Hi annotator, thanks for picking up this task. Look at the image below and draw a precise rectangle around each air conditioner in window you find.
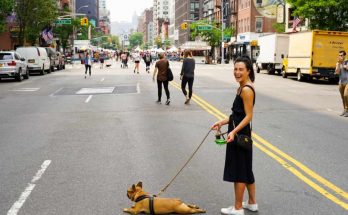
[255,28,262,33]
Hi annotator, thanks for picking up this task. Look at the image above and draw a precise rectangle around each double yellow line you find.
[170,81,348,210]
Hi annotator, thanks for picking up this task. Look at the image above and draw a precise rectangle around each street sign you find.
[55,19,71,25]
[90,19,96,27]
[224,36,230,40]
[197,25,212,31]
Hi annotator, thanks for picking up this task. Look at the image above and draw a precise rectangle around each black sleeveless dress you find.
[223,85,255,184]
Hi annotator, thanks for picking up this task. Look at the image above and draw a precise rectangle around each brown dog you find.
[123,182,206,214]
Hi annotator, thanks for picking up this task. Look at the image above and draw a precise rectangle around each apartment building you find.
[99,0,111,34]
[175,0,203,46]
[138,8,154,44]
[153,0,170,43]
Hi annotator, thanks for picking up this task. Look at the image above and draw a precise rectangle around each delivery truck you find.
[256,33,289,75]
[282,30,348,82]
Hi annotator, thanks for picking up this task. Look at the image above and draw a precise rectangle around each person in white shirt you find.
[133,51,141,74]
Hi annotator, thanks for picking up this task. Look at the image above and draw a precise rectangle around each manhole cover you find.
[76,87,115,95]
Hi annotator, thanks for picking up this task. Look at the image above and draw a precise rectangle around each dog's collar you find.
[134,195,150,203]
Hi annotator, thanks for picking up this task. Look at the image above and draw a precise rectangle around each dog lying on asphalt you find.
[123,182,206,214]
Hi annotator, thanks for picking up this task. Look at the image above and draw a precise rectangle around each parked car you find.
[16,47,50,75]
[45,47,59,71]
[57,52,65,70]
[0,51,29,81]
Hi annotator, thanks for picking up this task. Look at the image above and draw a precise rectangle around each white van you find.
[16,47,51,75]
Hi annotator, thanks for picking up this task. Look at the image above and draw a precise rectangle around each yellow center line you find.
[170,80,348,210]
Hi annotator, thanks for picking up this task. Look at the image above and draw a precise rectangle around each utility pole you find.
[221,0,225,64]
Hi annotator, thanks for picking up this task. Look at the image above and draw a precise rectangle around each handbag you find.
[167,61,173,81]
[232,120,253,151]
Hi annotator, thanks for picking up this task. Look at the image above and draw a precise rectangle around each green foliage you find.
[190,19,234,47]
[0,0,14,33]
[54,18,81,50]
[15,0,58,45]
[155,36,162,48]
[273,23,285,33]
[129,32,144,49]
[287,0,348,31]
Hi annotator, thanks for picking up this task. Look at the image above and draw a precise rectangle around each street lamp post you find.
[221,1,224,64]
[221,1,229,64]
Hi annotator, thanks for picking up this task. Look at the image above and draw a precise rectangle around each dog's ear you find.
[136,181,143,188]
[132,184,136,191]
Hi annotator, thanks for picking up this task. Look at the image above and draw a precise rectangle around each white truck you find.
[256,33,289,75]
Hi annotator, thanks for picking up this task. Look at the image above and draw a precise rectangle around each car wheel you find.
[297,69,304,82]
[24,67,29,79]
[40,65,45,75]
[282,67,287,78]
[16,68,23,82]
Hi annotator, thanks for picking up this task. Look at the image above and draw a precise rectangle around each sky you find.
[107,0,153,22]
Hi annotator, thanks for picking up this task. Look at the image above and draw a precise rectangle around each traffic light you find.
[181,22,188,30]
[80,17,89,26]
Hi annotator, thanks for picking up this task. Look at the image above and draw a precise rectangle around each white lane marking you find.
[85,95,93,103]
[326,108,333,112]
[10,88,40,92]
[137,83,140,93]
[50,88,63,97]
[101,78,105,82]
[7,160,51,215]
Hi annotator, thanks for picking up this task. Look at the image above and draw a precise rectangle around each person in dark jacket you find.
[180,50,195,104]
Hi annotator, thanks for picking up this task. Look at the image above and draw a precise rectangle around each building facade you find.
[99,0,111,34]
[153,0,170,44]
[175,0,203,46]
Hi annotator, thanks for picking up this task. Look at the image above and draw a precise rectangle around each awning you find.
[180,41,211,51]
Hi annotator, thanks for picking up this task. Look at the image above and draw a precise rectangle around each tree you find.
[287,0,348,31]
[190,19,234,59]
[0,0,14,33]
[129,32,143,49]
[273,23,285,33]
[54,18,81,52]
[190,20,233,47]
[15,0,58,45]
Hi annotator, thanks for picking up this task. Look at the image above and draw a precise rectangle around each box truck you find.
[256,33,289,75]
[282,30,348,82]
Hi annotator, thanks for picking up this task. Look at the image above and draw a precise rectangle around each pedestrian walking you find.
[153,53,170,105]
[133,51,141,74]
[180,50,195,104]
[211,56,257,215]
[121,52,128,68]
[335,50,348,117]
[84,52,92,79]
[100,51,105,69]
[143,52,152,73]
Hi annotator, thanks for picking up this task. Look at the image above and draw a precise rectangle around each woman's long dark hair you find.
[234,56,255,82]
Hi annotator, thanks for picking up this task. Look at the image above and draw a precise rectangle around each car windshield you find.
[0,53,13,60]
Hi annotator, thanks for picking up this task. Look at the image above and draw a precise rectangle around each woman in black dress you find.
[212,56,257,215]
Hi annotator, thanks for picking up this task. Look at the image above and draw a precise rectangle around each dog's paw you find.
[123,208,129,212]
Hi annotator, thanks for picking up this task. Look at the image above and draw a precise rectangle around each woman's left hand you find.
[227,130,236,143]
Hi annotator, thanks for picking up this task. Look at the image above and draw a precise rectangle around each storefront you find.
[229,32,260,63]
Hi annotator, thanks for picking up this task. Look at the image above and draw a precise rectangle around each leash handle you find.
[157,129,212,196]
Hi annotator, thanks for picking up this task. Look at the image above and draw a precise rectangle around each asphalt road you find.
[0,60,347,215]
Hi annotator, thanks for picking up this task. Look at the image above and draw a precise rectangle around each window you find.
[255,17,263,32]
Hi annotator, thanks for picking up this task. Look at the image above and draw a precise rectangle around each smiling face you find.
[234,62,250,83]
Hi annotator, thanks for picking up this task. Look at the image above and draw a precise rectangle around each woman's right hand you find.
[211,121,222,131]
